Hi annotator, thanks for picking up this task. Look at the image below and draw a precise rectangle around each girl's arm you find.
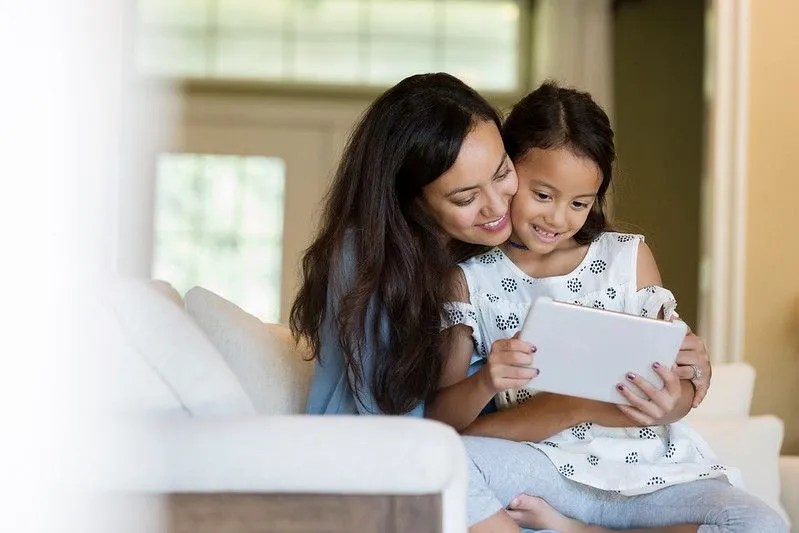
[425,269,536,430]
[460,382,694,442]
[424,324,502,429]
[461,241,695,441]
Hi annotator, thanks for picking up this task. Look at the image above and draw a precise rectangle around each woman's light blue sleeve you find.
[305,233,423,417]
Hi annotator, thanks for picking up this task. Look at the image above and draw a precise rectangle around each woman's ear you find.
[415,194,431,216]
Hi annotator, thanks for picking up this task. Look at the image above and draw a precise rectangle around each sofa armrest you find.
[781,455,799,531]
[131,415,468,533]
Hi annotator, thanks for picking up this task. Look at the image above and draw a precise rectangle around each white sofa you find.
[105,278,798,532]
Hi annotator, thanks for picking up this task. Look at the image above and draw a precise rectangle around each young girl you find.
[428,82,787,533]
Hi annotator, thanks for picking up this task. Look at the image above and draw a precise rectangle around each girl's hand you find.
[480,333,538,393]
[615,362,682,426]
[673,330,712,408]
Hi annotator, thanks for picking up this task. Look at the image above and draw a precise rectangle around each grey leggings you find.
[465,436,788,532]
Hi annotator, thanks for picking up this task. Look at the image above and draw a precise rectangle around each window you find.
[136,0,525,92]
[152,154,285,322]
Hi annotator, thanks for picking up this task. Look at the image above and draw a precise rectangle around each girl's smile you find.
[509,147,602,255]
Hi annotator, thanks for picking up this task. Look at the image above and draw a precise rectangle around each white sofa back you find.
[106,277,256,416]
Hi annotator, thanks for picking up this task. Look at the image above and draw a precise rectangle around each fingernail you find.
[511,499,520,507]
[652,362,661,369]
[626,372,636,381]
[616,383,625,391]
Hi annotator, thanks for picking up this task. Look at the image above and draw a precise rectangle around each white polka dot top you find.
[443,232,741,495]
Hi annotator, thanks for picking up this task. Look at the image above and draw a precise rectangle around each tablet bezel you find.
[518,297,688,405]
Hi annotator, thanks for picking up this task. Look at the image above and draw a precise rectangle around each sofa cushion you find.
[147,279,184,307]
[107,278,256,416]
[684,362,756,421]
[184,287,313,415]
[687,415,789,524]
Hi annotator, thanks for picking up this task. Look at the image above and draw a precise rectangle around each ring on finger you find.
[690,363,703,381]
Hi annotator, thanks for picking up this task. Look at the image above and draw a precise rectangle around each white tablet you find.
[518,297,688,405]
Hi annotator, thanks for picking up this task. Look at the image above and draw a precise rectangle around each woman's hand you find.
[615,362,687,426]
[480,334,538,394]
[672,330,712,408]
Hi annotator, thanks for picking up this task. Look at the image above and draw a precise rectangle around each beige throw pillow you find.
[184,287,313,415]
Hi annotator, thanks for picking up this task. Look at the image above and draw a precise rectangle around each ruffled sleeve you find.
[441,300,485,363]
[634,285,678,320]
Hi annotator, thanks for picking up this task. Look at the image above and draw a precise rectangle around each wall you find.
[612,0,705,327]
[744,0,799,453]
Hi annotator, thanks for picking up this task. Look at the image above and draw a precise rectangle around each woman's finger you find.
[672,364,696,380]
[691,378,710,408]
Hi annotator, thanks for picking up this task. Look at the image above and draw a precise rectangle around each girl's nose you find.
[546,203,567,228]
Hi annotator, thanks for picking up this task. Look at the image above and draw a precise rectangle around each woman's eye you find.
[493,168,512,181]
[572,201,589,209]
[534,192,551,201]
[453,196,476,207]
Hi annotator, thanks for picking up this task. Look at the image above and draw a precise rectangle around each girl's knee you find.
[713,501,788,533]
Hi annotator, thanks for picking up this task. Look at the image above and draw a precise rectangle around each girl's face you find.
[510,147,602,254]
[421,120,518,246]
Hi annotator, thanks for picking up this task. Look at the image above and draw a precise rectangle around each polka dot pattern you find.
[567,278,582,293]
[454,232,719,494]
[501,278,518,292]
[639,427,658,439]
[589,259,607,274]
[558,464,575,477]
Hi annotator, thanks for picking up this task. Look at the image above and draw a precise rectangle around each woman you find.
[290,73,712,530]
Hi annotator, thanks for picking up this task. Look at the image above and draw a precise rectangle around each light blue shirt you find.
[305,233,424,417]
[305,232,495,417]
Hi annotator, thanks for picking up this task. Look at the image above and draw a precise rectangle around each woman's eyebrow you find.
[446,153,508,197]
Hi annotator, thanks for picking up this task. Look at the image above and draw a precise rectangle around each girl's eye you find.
[572,201,589,209]
[534,191,551,201]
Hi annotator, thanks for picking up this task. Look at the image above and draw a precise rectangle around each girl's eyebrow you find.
[531,179,597,199]
[446,153,509,197]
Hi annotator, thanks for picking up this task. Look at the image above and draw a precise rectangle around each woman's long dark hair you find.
[503,81,615,244]
[290,73,502,414]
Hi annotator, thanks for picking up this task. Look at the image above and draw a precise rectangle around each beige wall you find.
[612,0,705,328]
[744,0,799,454]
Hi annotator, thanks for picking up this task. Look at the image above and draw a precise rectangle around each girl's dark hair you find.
[503,81,615,244]
[290,73,502,414]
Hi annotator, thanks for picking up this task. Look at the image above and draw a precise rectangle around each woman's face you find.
[420,120,518,246]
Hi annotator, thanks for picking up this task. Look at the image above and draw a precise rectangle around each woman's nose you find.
[482,187,507,218]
